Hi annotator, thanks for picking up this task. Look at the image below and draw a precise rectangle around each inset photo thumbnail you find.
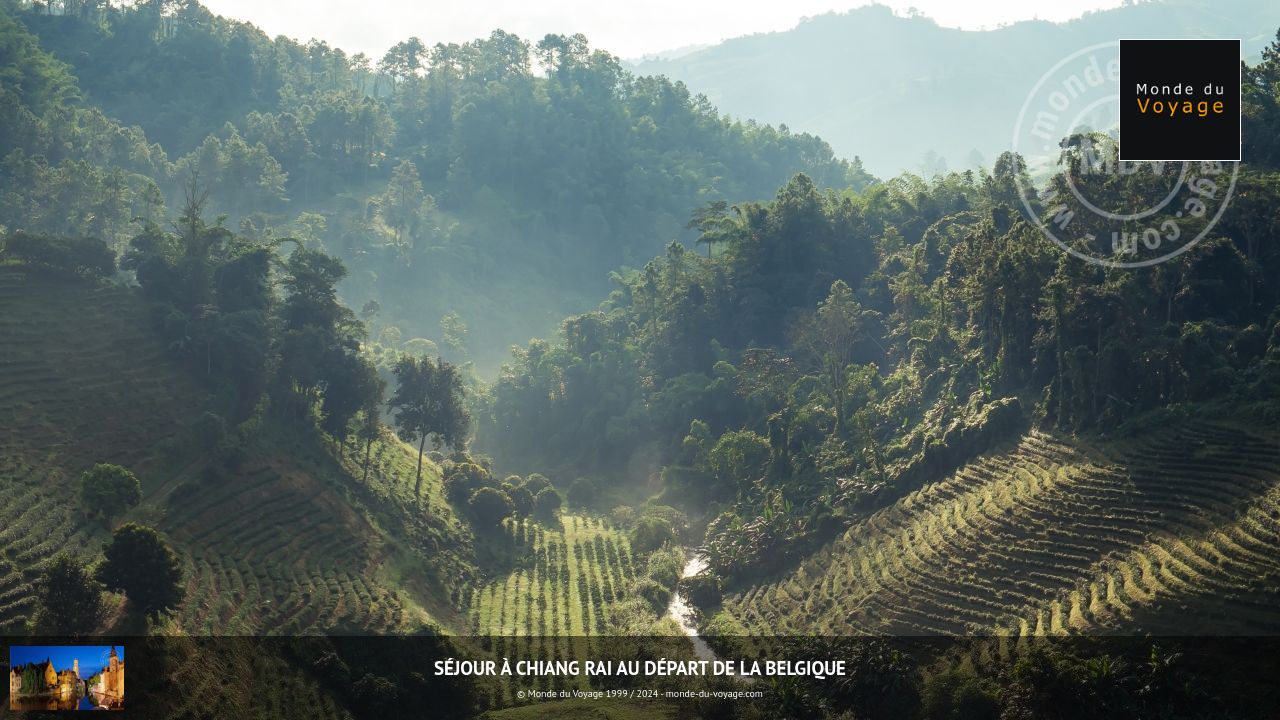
[9,645,124,712]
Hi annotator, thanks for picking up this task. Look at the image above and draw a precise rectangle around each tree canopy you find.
[390,354,470,499]
[35,554,104,636]
[96,522,185,618]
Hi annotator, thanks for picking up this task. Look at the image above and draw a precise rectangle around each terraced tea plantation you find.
[725,423,1280,636]
[0,268,203,631]
[141,637,350,720]
[165,458,411,635]
[462,514,640,705]
[466,514,637,638]
[0,268,432,636]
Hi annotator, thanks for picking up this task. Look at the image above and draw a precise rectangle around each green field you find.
[468,514,636,637]
[459,514,652,707]
[724,424,1280,636]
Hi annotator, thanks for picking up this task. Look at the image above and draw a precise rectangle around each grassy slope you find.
[723,423,1280,636]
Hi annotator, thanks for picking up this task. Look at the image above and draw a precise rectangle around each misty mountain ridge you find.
[632,0,1277,177]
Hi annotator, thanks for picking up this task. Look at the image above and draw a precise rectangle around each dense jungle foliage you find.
[478,31,1280,581]
[0,0,868,368]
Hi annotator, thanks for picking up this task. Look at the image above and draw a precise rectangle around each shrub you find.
[634,578,673,613]
[2,232,115,279]
[213,432,249,472]
[680,572,722,609]
[630,516,675,554]
[352,673,399,715]
[193,411,227,450]
[312,651,351,688]
[468,487,515,527]
[920,670,1001,720]
[892,397,1025,496]
[708,429,771,491]
[534,487,562,516]
[508,485,535,517]
[646,547,685,590]
[523,473,552,495]
[604,596,662,634]
[96,523,184,617]
[445,462,491,503]
[36,554,104,636]
[80,463,142,518]
[568,477,598,507]
[639,504,689,539]
[702,610,750,639]
[611,505,637,528]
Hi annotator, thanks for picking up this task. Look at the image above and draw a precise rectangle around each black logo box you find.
[1119,38,1241,162]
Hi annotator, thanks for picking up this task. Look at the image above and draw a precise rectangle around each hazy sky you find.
[10,645,124,677]
[198,0,1123,61]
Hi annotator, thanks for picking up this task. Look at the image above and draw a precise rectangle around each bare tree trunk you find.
[1092,319,1102,422]
[856,415,885,484]
[414,434,427,499]
[363,437,374,483]
[832,376,845,437]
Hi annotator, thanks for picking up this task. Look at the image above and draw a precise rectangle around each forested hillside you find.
[1,0,866,368]
[4,0,1280,717]
[481,30,1280,598]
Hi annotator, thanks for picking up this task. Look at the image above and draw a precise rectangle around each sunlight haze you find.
[197,0,1123,60]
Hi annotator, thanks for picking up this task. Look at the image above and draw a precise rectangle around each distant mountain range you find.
[625,42,712,64]
[630,0,1278,178]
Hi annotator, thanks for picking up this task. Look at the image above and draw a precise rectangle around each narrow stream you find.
[666,550,719,662]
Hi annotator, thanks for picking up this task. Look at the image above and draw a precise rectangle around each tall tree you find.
[379,36,426,83]
[793,280,870,437]
[35,554,104,636]
[79,463,141,519]
[389,355,470,499]
[380,159,430,252]
[687,200,741,257]
[320,353,381,453]
[357,372,388,483]
[96,523,184,618]
[276,246,366,421]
